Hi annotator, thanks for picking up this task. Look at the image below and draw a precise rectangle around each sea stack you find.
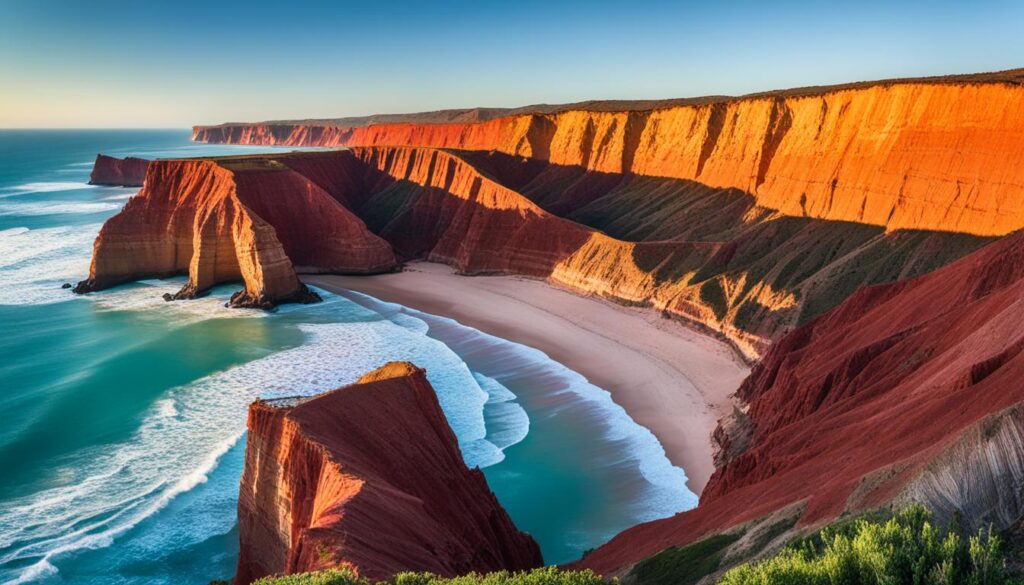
[73,154,397,308]
[235,362,542,584]
[88,154,150,186]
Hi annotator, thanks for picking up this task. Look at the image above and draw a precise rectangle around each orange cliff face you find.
[577,227,1024,576]
[339,146,990,359]
[82,147,990,358]
[89,154,149,186]
[236,362,542,584]
[195,75,1024,237]
[73,155,397,308]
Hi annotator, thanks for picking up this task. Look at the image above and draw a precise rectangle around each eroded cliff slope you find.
[236,362,541,584]
[81,147,989,357]
[577,226,1024,576]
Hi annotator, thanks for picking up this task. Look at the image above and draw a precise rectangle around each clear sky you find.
[2,0,1022,128]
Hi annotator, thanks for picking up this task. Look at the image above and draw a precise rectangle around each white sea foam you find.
[0,290,521,583]
[0,201,121,216]
[0,224,98,305]
[100,192,135,201]
[0,182,96,198]
[7,558,58,584]
[343,291,698,523]
[154,399,179,418]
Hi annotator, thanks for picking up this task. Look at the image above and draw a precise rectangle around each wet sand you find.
[304,262,749,494]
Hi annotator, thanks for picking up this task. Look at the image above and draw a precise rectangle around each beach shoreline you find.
[304,262,749,494]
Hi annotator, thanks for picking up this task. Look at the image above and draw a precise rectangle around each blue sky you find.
[1,0,1022,127]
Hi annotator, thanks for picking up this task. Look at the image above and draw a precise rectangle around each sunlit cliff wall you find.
[196,81,1024,237]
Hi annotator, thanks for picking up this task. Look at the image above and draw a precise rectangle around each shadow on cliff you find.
[272,148,994,357]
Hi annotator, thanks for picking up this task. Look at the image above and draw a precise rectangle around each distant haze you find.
[2,0,1022,128]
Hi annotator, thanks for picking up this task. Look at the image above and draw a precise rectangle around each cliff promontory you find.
[236,362,542,584]
[73,154,397,308]
[89,154,149,186]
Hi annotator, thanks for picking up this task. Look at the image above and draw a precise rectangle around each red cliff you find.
[326,146,989,359]
[578,224,1024,576]
[195,70,1024,237]
[81,146,988,357]
[73,154,397,308]
[236,362,542,584]
[89,154,149,186]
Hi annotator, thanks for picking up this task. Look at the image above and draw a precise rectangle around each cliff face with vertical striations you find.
[336,146,990,358]
[194,72,1024,237]
[79,144,992,357]
[89,154,149,186]
[236,362,542,584]
[73,154,397,308]
[577,226,1024,576]
[156,71,1024,579]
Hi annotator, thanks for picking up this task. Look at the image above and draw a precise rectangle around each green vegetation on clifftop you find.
[252,567,610,585]
[721,505,1019,585]
[629,532,742,585]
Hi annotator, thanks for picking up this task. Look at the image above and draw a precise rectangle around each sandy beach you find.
[305,262,748,494]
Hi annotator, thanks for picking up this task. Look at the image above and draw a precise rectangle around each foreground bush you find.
[253,566,609,585]
[720,505,1019,584]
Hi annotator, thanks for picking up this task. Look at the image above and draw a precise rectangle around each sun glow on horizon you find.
[2,0,1023,128]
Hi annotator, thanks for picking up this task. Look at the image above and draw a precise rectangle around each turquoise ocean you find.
[0,130,697,584]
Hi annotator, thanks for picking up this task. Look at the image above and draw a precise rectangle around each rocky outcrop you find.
[87,147,987,356]
[236,362,542,584]
[89,154,149,186]
[195,71,1024,237]
[577,226,1024,575]
[336,147,988,359]
[73,154,397,308]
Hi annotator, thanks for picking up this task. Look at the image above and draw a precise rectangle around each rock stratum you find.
[195,70,1024,236]
[77,144,994,357]
[73,154,397,308]
[89,154,149,186]
[236,362,541,584]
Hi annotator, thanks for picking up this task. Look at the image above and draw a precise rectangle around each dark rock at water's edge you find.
[225,284,322,310]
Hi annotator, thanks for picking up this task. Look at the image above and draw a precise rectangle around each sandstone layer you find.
[89,154,149,186]
[73,154,397,308]
[577,227,1024,575]
[83,147,989,357]
[236,362,542,584]
[195,71,1024,237]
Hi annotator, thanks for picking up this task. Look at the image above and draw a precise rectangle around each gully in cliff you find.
[236,362,542,584]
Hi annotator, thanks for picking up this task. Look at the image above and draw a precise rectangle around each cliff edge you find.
[236,362,542,584]
[195,71,1024,237]
[89,154,149,186]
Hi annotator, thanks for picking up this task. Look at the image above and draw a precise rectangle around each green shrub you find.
[255,567,608,585]
[395,567,607,585]
[630,532,743,585]
[719,505,1020,584]
[253,568,367,585]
